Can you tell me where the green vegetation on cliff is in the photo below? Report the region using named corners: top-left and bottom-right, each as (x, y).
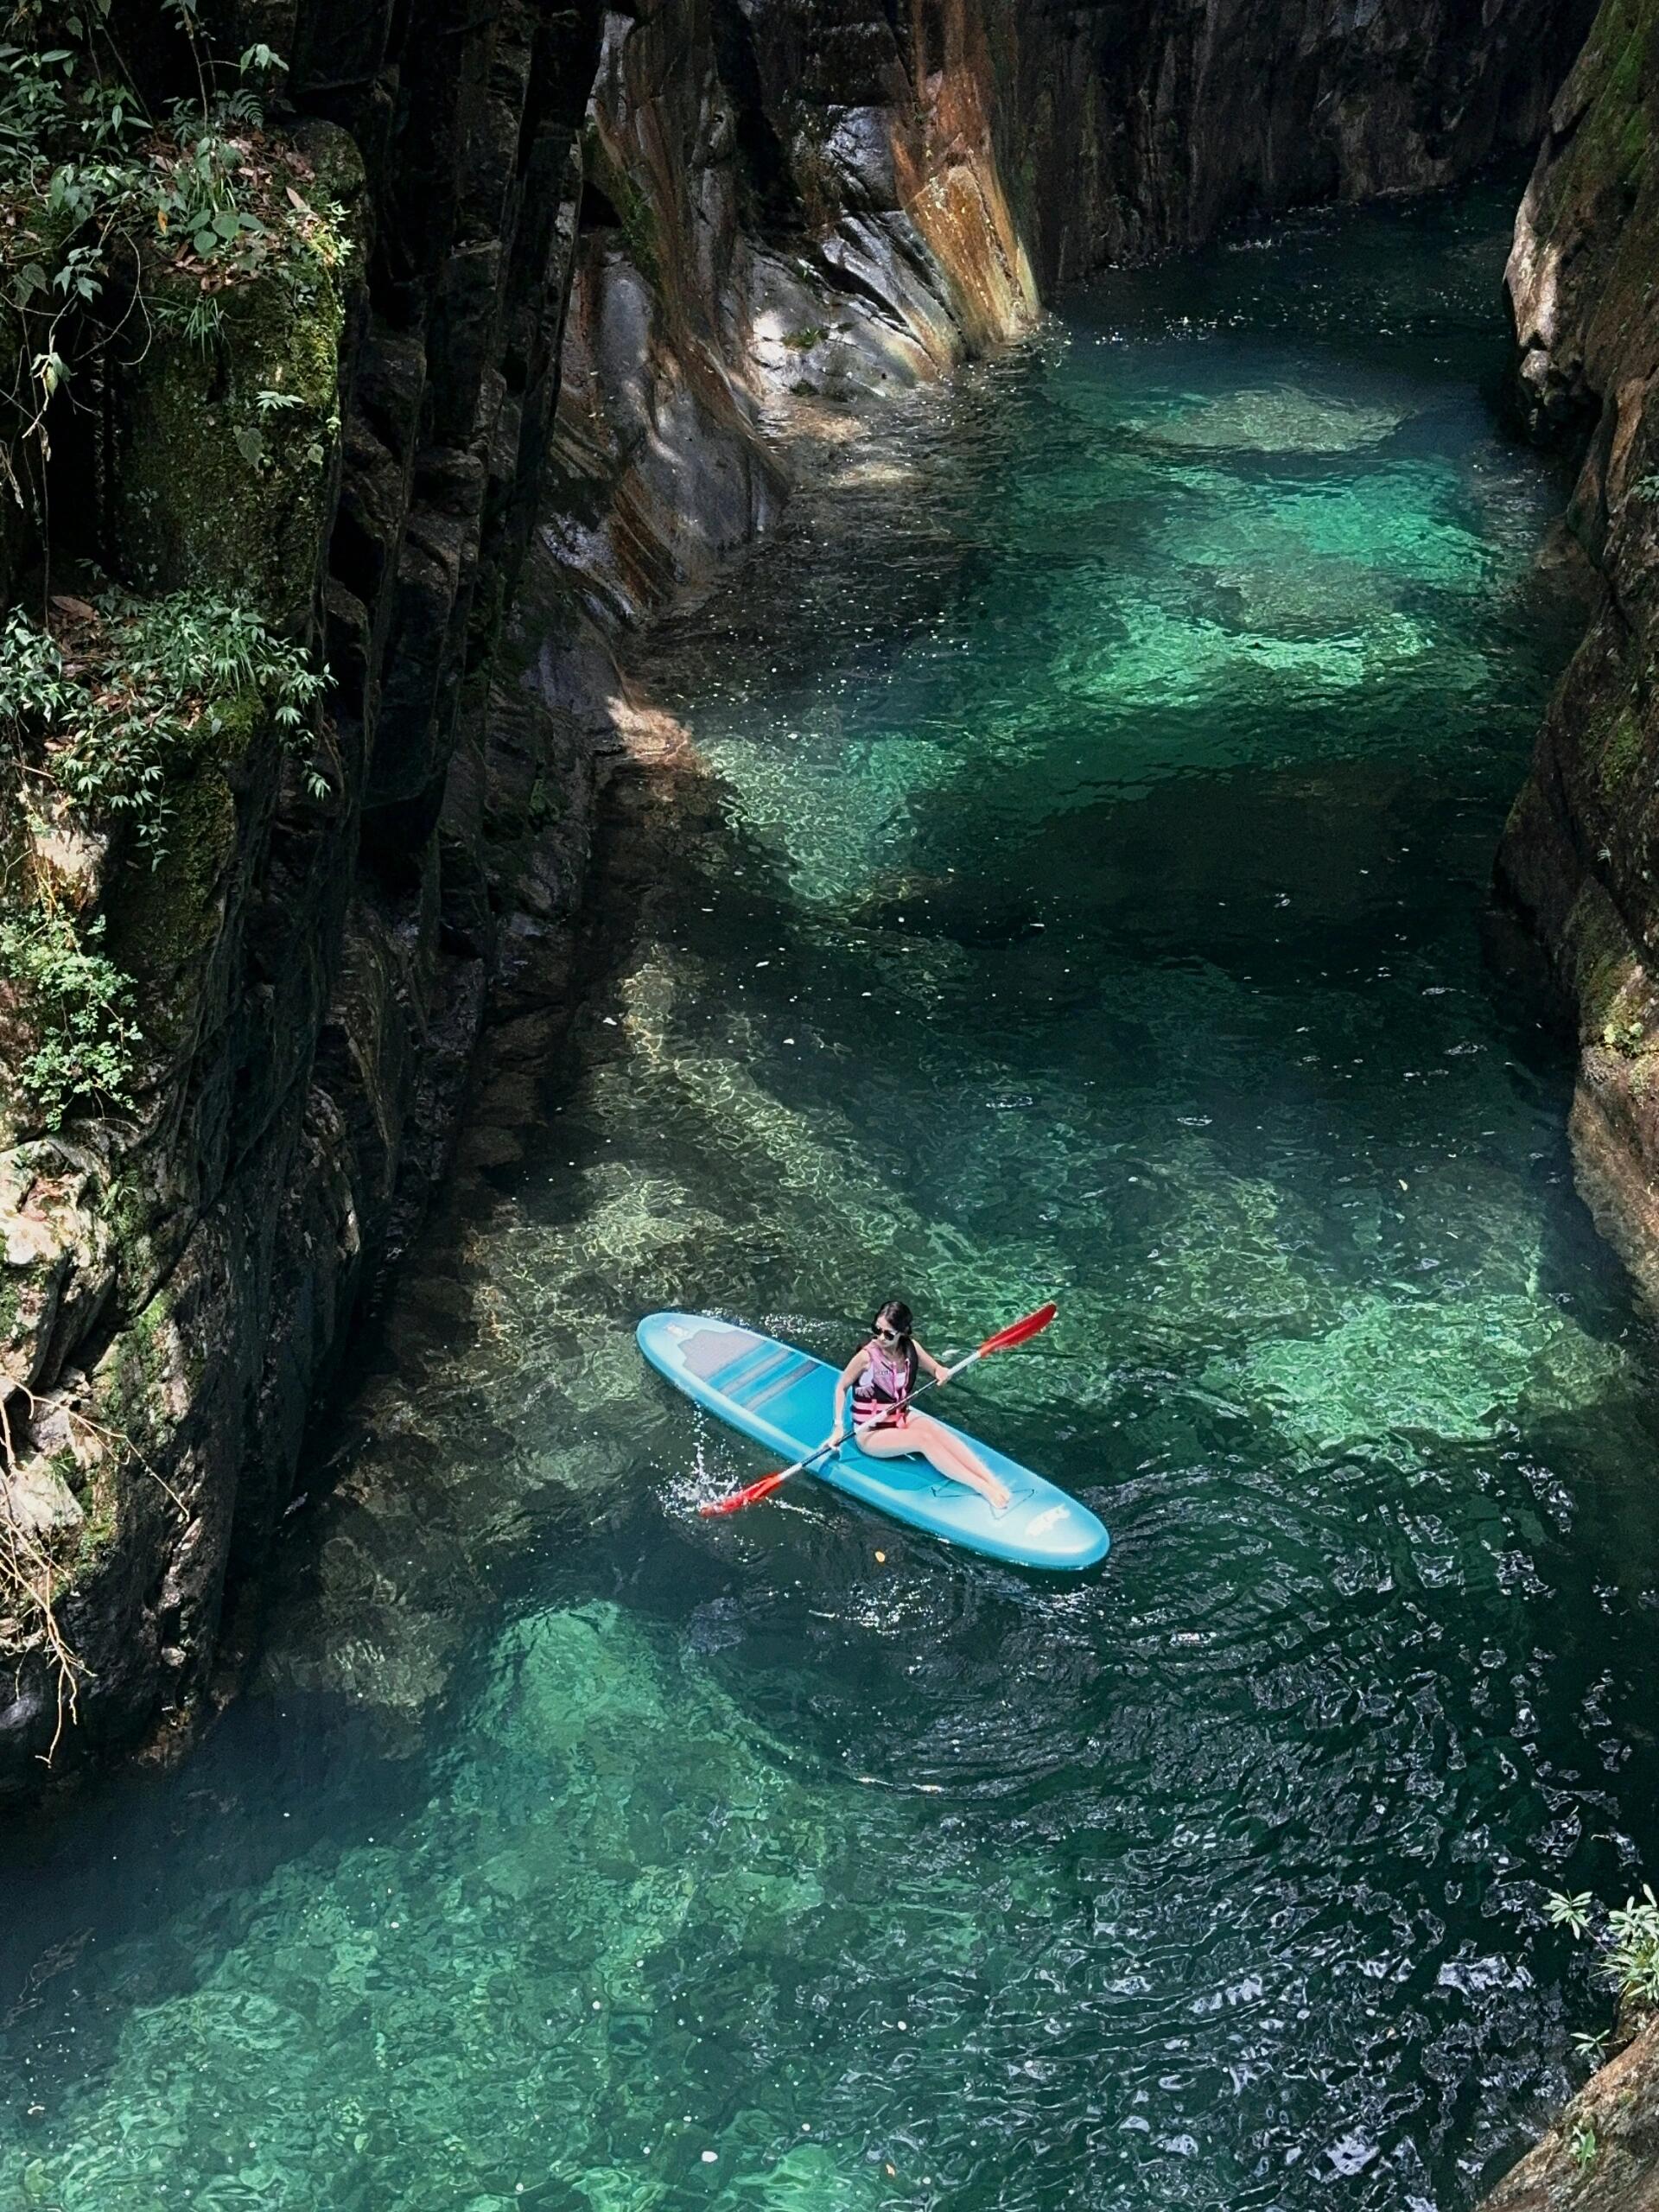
top-left (1550, 0), bottom-right (1656, 207)
top-left (0, 589), bottom-right (321, 1128)
top-left (0, 10), bottom-right (353, 1138)
top-left (1550, 1883), bottom-right (1659, 2018)
top-left (0, 15), bottom-right (352, 524)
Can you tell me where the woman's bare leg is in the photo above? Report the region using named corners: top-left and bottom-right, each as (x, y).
top-left (918, 1420), bottom-right (1014, 1514)
top-left (856, 1415), bottom-right (1012, 1513)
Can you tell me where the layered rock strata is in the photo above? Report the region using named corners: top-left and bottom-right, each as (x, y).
top-left (0, 0), bottom-right (1603, 1802)
top-left (1478, 8), bottom-right (1659, 2185)
top-left (0, 0), bottom-right (611, 1793)
top-left (1497, 0), bottom-right (1659, 1303)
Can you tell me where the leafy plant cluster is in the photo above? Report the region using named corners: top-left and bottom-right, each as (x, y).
top-left (0, 586), bottom-right (324, 1127)
top-left (1548, 1880), bottom-right (1659, 2013)
top-left (3, 588), bottom-right (323, 847)
top-left (0, 0), bottom-right (350, 492)
top-left (0, 904), bottom-right (137, 1126)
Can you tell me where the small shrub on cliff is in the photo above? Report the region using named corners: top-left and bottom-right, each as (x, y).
top-left (1, 589), bottom-right (323, 856)
top-left (0, 587), bottom-right (323, 1127)
top-left (1548, 1882), bottom-right (1659, 2007)
top-left (0, 905), bottom-right (137, 1125)
top-left (0, 10), bottom-right (350, 503)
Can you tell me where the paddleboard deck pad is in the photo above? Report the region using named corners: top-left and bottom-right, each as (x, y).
top-left (639, 1312), bottom-right (1109, 1571)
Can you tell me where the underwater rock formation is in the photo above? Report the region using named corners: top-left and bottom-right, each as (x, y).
top-left (0, 0), bottom-right (1603, 1801)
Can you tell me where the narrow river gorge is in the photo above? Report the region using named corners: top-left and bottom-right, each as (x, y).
top-left (3, 175), bottom-right (1657, 2212)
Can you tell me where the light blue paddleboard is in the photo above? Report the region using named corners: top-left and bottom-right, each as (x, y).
top-left (639, 1312), bottom-right (1109, 1572)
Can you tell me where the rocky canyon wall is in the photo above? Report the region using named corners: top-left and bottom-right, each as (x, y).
top-left (1479, 0), bottom-right (1659, 2165)
top-left (1496, 0), bottom-right (1659, 1306)
top-left (549, 0), bottom-right (1598, 628)
top-left (0, 0), bottom-right (612, 1796)
top-left (0, 0), bottom-right (1599, 1803)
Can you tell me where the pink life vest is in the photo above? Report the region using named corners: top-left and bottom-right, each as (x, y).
top-left (855, 1337), bottom-right (917, 1427)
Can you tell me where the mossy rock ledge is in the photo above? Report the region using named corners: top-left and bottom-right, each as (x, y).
top-left (102, 120), bottom-right (364, 634)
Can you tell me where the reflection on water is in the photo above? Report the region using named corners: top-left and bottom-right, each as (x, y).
top-left (4, 179), bottom-right (1659, 2212)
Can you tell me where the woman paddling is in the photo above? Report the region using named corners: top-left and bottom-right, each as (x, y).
top-left (829, 1300), bottom-right (1013, 1515)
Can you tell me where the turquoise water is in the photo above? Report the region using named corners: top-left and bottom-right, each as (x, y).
top-left (6, 181), bottom-right (1659, 2212)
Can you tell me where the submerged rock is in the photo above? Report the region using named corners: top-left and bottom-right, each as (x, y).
top-left (1135, 388), bottom-right (1411, 455)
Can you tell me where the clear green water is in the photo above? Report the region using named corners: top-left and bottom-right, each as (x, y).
top-left (6, 181), bottom-right (1659, 2212)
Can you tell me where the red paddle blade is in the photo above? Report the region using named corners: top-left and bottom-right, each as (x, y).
top-left (698, 1469), bottom-right (789, 1517)
top-left (977, 1301), bottom-right (1058, 1357)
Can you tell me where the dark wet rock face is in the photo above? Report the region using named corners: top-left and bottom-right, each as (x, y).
top-left (1481, 2009), bottom-right (1659, 2211)
top-left (0, 0), bottom-right (609, 1794)
top-left (1478, 10), bottom-right (1659, 2190)
top-left (0, 0), bottom-right (1602, 1801)
top-left (948, 0), bottom-right (1590, 275)
top-left (1495, 0), bottom-right (1659, 1304)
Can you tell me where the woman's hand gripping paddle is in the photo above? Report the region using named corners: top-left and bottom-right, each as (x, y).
top-left (696, 1301), bottom-right (1058, 1518)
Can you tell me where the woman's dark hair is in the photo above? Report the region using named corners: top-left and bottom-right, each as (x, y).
top-left (874, 1299), bottom-right (913, 1340)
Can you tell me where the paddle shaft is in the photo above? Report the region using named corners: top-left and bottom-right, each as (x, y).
top-left (699, 1359), bottom-right (965, 1516)
top-left (697, 1306), bottom-right (1055, 1518)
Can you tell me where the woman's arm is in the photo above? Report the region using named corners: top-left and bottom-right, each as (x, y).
top-left (830, 1348), bottom-right (869, 1440)
top-left (913, 1341), bottom-right (949, 1384)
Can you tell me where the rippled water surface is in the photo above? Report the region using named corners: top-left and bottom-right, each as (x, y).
top-left (7, 181), bottom-right (1659, 2212)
